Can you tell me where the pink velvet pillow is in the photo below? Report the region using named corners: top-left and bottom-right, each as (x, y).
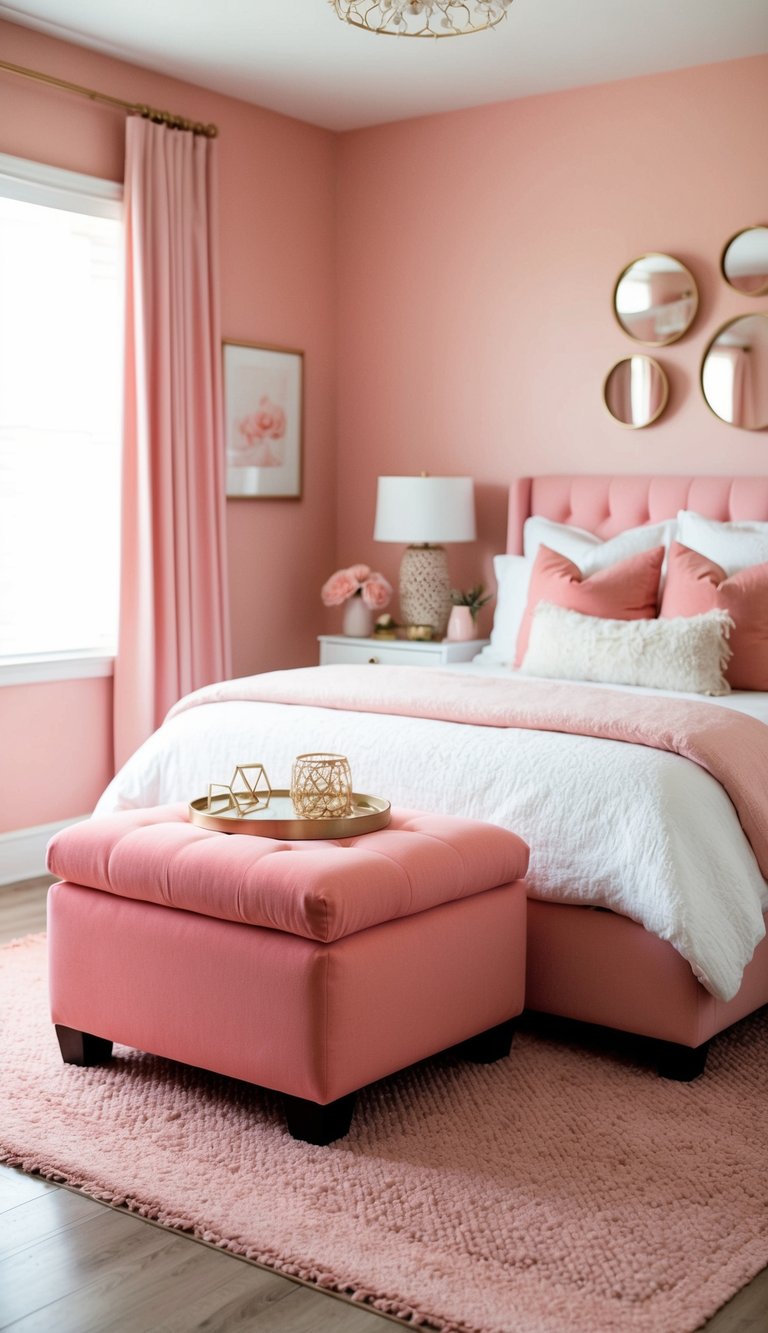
top-left (514, 544), bottom-right (664, 667)
top-left (661, 541), bottom-right (768, 690)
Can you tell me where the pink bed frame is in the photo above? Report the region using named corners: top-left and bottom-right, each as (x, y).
top-left (508, 475), bottom-right (768, 1067)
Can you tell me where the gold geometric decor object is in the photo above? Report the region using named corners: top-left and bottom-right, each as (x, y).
top-left (230, 764), bottom-right (272, 814)
top-left (331, 0), bottom-right (513, 38)
top-left (205, 765), bottom-right (272, 816)
top-left (291, 753), bottom-right (354, 819)
top-left (206, 783), bottom-right (237, 815)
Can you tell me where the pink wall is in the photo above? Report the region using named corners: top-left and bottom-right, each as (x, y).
top-left (335, 55), bottom-right (768, 628)
top-left (0, 19), bottom-right (337, 832)
top-left (0, 679), bottom-right (114, 832)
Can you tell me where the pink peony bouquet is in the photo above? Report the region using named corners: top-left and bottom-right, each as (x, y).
top-left (321, 564), bottom-right (393, 611)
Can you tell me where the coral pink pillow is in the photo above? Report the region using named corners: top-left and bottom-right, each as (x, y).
top-left (514, 544), bottom-right (664, 667)
top-left (661, 542), bottom-right (768, 690)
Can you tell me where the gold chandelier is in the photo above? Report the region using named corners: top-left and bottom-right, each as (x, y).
top-left (331, 1), bottom-right (513, 38)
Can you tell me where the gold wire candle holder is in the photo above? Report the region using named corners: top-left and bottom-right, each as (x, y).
top-left (291, 753), bottom-right (353, 819)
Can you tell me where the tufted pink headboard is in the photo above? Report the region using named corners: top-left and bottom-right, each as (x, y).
top-left (506, 476), bottom-right (768, 554)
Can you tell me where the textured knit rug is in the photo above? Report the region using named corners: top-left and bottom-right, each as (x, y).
top-left (2, 935), bottom-right (768, 1333)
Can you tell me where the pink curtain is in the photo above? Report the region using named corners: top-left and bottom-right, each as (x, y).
top-left (115, 117), bottom-right (231, 768)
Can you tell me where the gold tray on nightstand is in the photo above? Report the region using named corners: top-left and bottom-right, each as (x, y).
top-left (188, 790), bottom-right (391, 840)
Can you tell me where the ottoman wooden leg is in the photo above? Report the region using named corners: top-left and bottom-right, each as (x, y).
top-left (450, 1018), bottom-right (517, 1064)
top-left (55, 1025), bottom-right (113, 1067)
top-left (282, 1091), bottom-right (357, 1146)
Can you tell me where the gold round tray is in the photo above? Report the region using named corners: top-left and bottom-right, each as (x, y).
top-left (188, 790), bottom-right (391, 840)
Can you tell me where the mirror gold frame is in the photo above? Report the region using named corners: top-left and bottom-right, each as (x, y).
top-left (612, 253), bottom-right (698, 346)
top-left (603, 355), bottom-right (669, 429)
top-left (700, 313), bottom-right (768, 431)
top-left (720, 225), bottom-right (768, 297)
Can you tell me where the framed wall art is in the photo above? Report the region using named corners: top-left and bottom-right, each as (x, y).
top-left (223, 341), bottom-right (303, 498)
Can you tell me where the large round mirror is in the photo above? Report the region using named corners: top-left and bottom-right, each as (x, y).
top-left (603, 356), bottom-right (669, 428)
top-left (721, 226), bottom-right (768, 296)
top-left (613, 254), bottom-right (698, 345)
top-left (701, 314), bottom-right (768, 430)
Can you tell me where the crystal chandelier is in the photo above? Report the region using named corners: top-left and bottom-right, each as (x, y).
top-left (331, 1), bottom-right (513, 38)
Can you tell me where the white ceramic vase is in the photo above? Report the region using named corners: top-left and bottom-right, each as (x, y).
top-left (342, 595), bottom-right (374, 638)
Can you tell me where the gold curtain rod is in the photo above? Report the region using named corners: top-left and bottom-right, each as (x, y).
top-left (0, 57), bottom-right (218, 137)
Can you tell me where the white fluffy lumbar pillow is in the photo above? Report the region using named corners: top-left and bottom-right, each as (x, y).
top-left (519, 603), bottom-right (733, 695)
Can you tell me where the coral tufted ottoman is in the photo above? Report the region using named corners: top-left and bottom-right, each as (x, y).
top-left (46, 806), bottom-right (529, 1144)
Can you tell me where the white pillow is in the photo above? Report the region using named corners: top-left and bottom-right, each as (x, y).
top-left (478, 515), bottom-right (676, 667)
top-left (523, 515), bottom-right (676, 574)
top-left (677, 510), bottom-right (768, 576)
top-left (476, 555), bottom-right (530, 665)
top-left (519, 602), bottom-right (733, 696)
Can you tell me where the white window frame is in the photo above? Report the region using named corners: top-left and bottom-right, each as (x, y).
top-left (0, 153), bottom-right (123, 688)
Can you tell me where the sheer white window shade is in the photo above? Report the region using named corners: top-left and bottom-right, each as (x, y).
top-left (0, 154), bottom-right (123, 668)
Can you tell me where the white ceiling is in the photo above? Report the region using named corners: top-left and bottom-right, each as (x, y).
top-left (1, 0), bottom-right (767, 132)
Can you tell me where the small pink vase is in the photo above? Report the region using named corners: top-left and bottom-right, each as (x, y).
top-left (342, 595), bottom-right (374, 638)
top-left (446, 606), bottom-right (475, 642)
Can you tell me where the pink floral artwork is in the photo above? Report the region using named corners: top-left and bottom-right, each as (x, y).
top-left (233, 396), bottom-right (287, 468)
top-left (224, 343), bottom-right (303, 498)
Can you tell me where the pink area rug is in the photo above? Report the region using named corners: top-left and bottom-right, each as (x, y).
top-left (2, 935), bottom-right (768, 1333)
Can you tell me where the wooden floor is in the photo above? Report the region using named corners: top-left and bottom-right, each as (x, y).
top-left (1, 881), bottom-right (767, 1333)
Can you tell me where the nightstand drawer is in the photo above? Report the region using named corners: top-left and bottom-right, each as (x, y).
top-left (318, 635), bottom-right (489, 667)
top-left (319, 639), bottom-right (439, 666)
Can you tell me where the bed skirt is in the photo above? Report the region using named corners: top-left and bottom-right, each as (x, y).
top-left (526, 900), bottom-right (768, 1048)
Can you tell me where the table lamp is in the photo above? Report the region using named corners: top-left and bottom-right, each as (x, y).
top-left (373, 475), bottom-right (476, 635)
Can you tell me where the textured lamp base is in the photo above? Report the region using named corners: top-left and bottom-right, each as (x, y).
top-left (399, 544), bottom-right (452, 635)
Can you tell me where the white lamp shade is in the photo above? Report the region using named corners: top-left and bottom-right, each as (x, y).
top-left (374, 476), bottom-right (476, 544)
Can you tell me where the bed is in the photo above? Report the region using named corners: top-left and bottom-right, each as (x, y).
top-left (95, 474), bottom-right (768, 1077)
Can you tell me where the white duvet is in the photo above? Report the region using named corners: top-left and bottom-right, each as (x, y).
top-left (95, 665), bottom-right (768, 1002)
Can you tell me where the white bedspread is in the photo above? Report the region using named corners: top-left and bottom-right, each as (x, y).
top-left (95, 666), bottom-right (768, 1001)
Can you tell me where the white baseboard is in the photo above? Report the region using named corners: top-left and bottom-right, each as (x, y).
top-left (0, 815), bottom-right (88, 886)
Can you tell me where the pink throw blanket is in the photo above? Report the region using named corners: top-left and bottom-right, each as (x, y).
top-left (169, 665), bottom-right (768, 881)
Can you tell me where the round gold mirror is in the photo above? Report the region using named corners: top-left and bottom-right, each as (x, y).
top-left (721, 226), bottom-right (768, 296)
top-left (613, 253), bottom-right (698, 345)
top-left (701, 313), bottom-right (768, 430)
top-left (603, 356), bottom-right (669, 428)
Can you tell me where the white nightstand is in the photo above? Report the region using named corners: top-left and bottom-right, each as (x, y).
top-left (318, 634), bottom-right (489, 667)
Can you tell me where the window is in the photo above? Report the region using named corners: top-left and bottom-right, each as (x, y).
top-left (0, 153), bottom-right (123, 675)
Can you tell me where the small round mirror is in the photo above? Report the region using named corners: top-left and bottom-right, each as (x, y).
top-left (721, 226), bottom-right (768, 296)
top-left (603, 356), bottom-right (669, 428)
top-left (613, 254), bottom-right (698, 345)
top-left (701, 313), bottom-right (768, 430)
